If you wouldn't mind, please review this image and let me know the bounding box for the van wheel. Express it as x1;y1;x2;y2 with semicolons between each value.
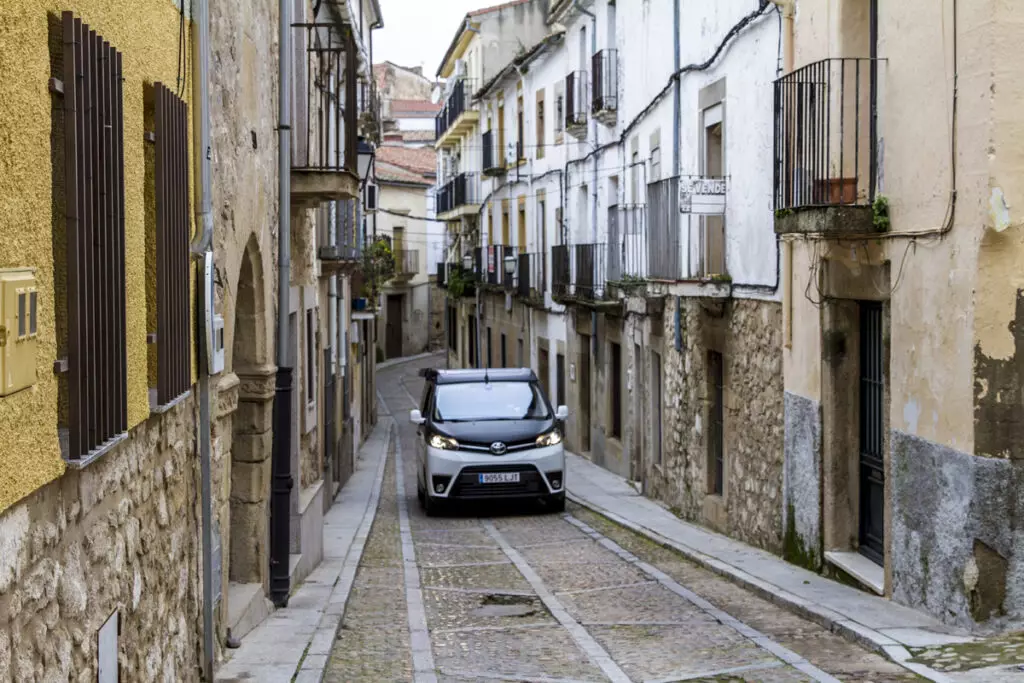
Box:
423;493;441;517
546;493;566;513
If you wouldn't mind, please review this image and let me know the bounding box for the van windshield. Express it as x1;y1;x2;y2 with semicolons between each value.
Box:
433;381;551;422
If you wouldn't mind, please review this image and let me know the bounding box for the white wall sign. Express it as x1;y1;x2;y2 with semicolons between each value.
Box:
98;609;119;683
679;177;726;214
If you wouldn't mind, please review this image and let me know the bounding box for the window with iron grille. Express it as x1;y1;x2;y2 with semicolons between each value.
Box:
707;350;725;496
150;83;192;409
610;342;622;439
58;12;128;460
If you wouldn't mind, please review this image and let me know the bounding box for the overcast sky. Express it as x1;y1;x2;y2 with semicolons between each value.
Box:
374;0;487;78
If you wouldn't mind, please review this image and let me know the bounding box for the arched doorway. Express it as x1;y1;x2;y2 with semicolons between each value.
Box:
229;236;274;593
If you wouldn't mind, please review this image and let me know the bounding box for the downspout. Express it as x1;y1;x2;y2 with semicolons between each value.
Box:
672;0;680;176
189;0;215;677
572;0;599;355
771;0;794;345
270;0;293;609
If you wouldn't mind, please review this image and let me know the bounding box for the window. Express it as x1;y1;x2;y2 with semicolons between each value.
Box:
649;129;662;182
500;333;507;368
535;90;546;159
630;137;640;203
702;102;726;276
556;353;566;407
433;382;551;421
497;97;506;164
487;326;493;368
487;204;494;244
59;13;128;459
708;350;724;495
517;89;525;162
554;84;565;137
517;197;527;251
610;342;622;439
501;200;511;245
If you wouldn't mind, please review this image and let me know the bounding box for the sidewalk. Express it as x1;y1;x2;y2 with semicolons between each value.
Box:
215;421;391;683
565;452;975;682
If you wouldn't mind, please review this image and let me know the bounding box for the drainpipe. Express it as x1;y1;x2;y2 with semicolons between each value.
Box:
672;0;680;176
270;0;293;609
188;0;215;677
771;0;795;73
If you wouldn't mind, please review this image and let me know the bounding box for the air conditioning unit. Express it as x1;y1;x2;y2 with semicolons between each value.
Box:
364;184;378;212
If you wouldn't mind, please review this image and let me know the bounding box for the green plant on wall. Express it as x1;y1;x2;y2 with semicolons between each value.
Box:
361;235;396;307
446;267;473;299
872;195;890;232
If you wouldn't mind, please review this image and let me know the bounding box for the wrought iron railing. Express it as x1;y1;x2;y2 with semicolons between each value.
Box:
774;57;879;210
565;71;588;129
591;49;618;113
293;22;358;174
435;77;475;138
482;130;504;174
394;249;419;277
572;243;607;300
437;173;480;214
516;252;545;300
551;245;570;298
319;199;361;260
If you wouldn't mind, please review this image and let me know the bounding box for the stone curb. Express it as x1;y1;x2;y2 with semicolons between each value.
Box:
565;491;953;683
377;350;444;371
292;422;392;683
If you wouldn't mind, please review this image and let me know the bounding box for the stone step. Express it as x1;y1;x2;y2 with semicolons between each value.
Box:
227;582;273;642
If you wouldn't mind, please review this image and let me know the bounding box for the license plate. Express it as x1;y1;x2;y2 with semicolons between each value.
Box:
479;472;520;484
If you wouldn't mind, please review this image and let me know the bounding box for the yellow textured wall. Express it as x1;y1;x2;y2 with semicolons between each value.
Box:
0;0;193;511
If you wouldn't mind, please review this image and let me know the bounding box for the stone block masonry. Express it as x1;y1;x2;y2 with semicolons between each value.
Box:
646;296;785;555
0;399;202;682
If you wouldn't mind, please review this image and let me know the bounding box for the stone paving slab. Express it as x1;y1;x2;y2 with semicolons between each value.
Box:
214;420;391;682
565;450;970;681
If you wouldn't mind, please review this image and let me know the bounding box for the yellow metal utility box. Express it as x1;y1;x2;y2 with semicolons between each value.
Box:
1;268;39;396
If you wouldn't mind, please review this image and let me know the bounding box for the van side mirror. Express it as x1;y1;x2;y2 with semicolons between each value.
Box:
555;405;569;421
410;409;425;425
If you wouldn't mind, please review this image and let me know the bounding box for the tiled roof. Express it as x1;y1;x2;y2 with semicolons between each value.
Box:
390;99;441;117
375;145;436;185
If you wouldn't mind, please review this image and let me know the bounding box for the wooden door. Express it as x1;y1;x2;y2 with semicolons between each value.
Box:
386;295;403;359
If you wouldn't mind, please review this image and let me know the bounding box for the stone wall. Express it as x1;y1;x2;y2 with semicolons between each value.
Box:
428;283;446;351
0;400;201;682
647;296;785;554
783;392;823;570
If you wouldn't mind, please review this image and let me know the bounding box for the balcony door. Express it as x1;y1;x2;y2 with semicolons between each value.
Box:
701;103;725;277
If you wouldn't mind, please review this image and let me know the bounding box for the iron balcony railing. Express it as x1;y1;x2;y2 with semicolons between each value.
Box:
394;249;419;277
473;247;483;282
607;203;650;283
436;261;447;287
483;245;516;287
319;199;362;260
591;49;618;114
516;252;545;300
482;130;505;175
293;22;358;174
774;57;880;210
571;243;607;300
435;77;474;139
437;172;480;214
565;71;588;129
551;245;570;299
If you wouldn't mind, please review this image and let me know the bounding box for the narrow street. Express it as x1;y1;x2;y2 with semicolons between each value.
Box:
324;355;918;683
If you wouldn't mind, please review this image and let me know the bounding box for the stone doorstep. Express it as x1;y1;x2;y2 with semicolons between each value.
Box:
825;550;885;595
564;457;971;683
226;582;273;642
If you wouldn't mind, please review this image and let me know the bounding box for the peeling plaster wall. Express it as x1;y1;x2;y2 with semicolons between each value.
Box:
783;392;823;570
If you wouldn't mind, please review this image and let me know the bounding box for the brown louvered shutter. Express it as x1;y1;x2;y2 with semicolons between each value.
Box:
154;83;192;406
61;12;127;459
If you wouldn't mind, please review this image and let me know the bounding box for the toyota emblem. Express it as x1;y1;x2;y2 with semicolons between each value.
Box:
490;441;507;455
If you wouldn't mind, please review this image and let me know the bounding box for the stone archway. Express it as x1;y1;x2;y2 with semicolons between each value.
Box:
229;236;275;591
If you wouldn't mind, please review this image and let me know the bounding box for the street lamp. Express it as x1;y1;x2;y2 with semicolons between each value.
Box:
503;254;517;276
462;253;473;271
357;138;374;181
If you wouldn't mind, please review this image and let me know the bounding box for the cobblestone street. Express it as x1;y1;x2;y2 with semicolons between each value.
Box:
325;356;920;682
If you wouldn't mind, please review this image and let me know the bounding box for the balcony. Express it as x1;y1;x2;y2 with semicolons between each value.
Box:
515;252;545;303
436;172;481;221
317;199;362;274
565;71;589;139
482;130;506;177
591;49;618;126
357;80;381;144
291;22;361;207
773;58;881;236
436;261;447;288
391;249;419;283
435;78;478;149
552;243;610;305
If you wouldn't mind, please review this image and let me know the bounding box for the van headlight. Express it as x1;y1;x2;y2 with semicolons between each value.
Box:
428;434;459;450
536;430;562;447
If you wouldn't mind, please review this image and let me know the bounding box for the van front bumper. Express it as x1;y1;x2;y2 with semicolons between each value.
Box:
424;443;565;500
